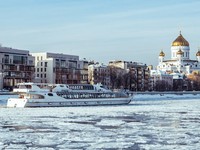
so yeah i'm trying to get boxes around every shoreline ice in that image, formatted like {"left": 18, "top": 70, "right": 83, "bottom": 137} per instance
{"left": 0, "top": 94, "right": 200, "bottom": 149}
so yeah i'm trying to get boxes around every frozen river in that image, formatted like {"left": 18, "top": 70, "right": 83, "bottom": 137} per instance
{"left": 0, "top": 95, "right": 200, "bottom": 149}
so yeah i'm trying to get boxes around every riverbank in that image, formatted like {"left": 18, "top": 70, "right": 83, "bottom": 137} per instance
{"left": 130, "top": 91, "right": 200, "bottom": 95}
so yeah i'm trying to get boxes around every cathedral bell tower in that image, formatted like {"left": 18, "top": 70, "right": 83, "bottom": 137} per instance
{"left": 158, "top": 50, "right": 165, "bottom": 63}
{"left": 196, "top": 49, "right": 200, "bottom": 62}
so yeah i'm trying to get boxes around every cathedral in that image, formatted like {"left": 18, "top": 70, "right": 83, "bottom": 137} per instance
{"left": 157, "top": 31, "right": 200, "bottom": 75}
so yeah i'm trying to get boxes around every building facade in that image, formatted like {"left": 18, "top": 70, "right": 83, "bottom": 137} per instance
{"left": 0, "top": 46, "right": 35, "bottom": 90}
{"left": 88, "top": 63, "right": 110, "bottom": 87}
{"left": 108, "top": 60, "right": 150, "bottom": 91}
{"left": 150, "top": 70, "right": 173, "bottom": 91}
{"left": 157, "top": 31, "right": 200, "bottom": 75}
{"left": 31, "top": 52, "right": 87, "bottom": 84}
{"left": 79, "top": 58, "right": 89, "bottom": 84}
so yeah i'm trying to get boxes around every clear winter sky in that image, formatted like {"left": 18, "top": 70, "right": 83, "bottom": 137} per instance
{"left": 0, "top": 0, "right": 200, "bottom": 67}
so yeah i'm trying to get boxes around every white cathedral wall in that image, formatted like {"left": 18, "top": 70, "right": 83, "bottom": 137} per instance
{"left": 171, "top": 46, "right": 190, "bottom": 60}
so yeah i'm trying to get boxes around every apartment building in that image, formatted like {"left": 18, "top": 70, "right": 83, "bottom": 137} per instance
{"left": 79, "top": 58, "right": 89, "bottom": 84}
{"left": 31, "top": 52, "right": 88, "bottom": 84}
{"left": 0, "top": 46, "right": 35, "bottom": 90}
{"left": 88, "top": 63, "right": 110, "bottom": 87}
{"left": 109, "top": 60, "right": 150, "bottom": 91}
{"left": 150, "top": 70, "right": 173, "bottom": 91}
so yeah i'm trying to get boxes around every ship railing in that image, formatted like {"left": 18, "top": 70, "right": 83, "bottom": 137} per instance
{"left": 56, "top": 91, "right": 128, "bottom": 99}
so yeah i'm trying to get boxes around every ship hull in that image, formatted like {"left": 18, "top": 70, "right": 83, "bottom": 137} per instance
{"left": 7, "top": 97, "right": 132, "bottom": 108}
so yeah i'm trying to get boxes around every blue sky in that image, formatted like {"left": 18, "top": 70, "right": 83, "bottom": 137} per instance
{"left": 0, "top": 0, "right": 200, "bottom": 67}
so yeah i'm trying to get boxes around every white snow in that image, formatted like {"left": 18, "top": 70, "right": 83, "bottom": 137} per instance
{"left": 0, "top": 94, "right": 200, "bottom": 149}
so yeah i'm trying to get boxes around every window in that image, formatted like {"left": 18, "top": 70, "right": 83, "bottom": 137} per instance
{"left": 13, "top": 56, "right": 27, "bottom": 64}
{"left": 29, "top": 60, "right": 33, "bottom": 65}
{"left": 61, "top": 60, "right": 66, "bottom": 67}
{"left": 41, "top": 62, "right": 43, "bottom": 66}
{"left": 44, "top": 74, "right": 46, "bottom": 78}
{"left": 37, "top": 68, "right": 39, "bottom": 72}
{"left": 55, "top": 59, "right": 60, "bottom": 67}
{"left": 45, "top": 62, "right": 47, "bottom": 67}
{"left": 45, "top": 68, "right": 47, "bottom": 72}
{"left": 41, "top": 68, "right": 43, "bottom": 72}
{"left": 41, "top": 56, "right": 43, "bottom": 60}
{"left": 37, "top": 74, "right": 39, "bottom": 77}
{"left": 41, "top": 74, "right": 43, "bottom": 78}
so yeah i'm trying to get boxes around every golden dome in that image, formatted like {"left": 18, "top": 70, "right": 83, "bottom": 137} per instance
{"left": 159, "top": 50, "right": 165, "bottom": 57}
{"left": 196, "top": 50, "right": 200, "bottom": 56}
{"left": 177, "top": 49, "right": 183, "bottom": 55}
{"left": 172, "top": 31, "right": 189, "bottom": 46}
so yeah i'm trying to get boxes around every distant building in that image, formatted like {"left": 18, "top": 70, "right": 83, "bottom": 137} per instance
{"left": 79, "top": 58, "right": 89, "bottom": 84}
{"left": 88, "top": 63, "right": 110, "bottom": 87}
{"left": 150, "top": 70, "right": 173, "bottom": 91}
{"left": 108, "top": 60, "right": 149, "bottom": 91}
{"left": 157, "top": 31, "right": 200, "bottom": 75}
{"left": 31, "top": 52, "right": 87, "bottom": 84}
{"left": 0, "top": 46, "right": 35, "bottom": 90}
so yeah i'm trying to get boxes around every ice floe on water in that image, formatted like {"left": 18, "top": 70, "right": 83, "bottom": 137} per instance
{"left": 0, "top": 94, "right": 200, "bottom": 149}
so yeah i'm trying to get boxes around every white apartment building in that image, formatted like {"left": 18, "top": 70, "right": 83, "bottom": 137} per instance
{"left": 31, "top": 52, "right": 88, "bottom": 84}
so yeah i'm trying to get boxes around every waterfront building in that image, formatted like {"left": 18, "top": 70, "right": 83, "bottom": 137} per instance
{"left": 88, "top": 63, "right": 110, "bottom": 87}
{"left": 108, "top": 60, "right": 149, "bottom": 91}
{"left": 79, "top": 58, "right": 89, "bottom": 84}
{"left": 0, "top": 46, "right": 35, "bottom": 90}
{"left": 157, "top": 31, "right": 200, "bottom": 75}
{"left": 31, "top": 52, "right": 87, "bottom": 84}
{"left": 150, "top": 70, "right": 173, "bottom": 91}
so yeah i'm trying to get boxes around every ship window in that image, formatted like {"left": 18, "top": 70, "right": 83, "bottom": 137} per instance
{"left": 48, "top": 93, "right": 53, "bottom": 96}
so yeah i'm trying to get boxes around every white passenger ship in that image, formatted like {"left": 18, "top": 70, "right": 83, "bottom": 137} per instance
{"left": 7, "top": 83, "right": 132, "bottom": 108}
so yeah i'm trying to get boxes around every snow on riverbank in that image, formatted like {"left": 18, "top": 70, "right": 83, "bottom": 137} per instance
{"left": 133, "top": 93, "right": 200, "bottom": 101}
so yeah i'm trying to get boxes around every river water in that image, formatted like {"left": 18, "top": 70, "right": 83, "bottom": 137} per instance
{"left": 0, "top": 95, "right": 200, "bottom": 149}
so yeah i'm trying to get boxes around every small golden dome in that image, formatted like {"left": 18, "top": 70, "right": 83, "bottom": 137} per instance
{"left": 177, "top": 49, "right": 183, "bottom": 55}
{"left": 172, "top": 31, "right": 189, "bottom": 46}
{"left": 159, "top": 50, "right": 165, "bottom": 57}
{"left": 196, "top": 50, "right": 200, "bottom": 56}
